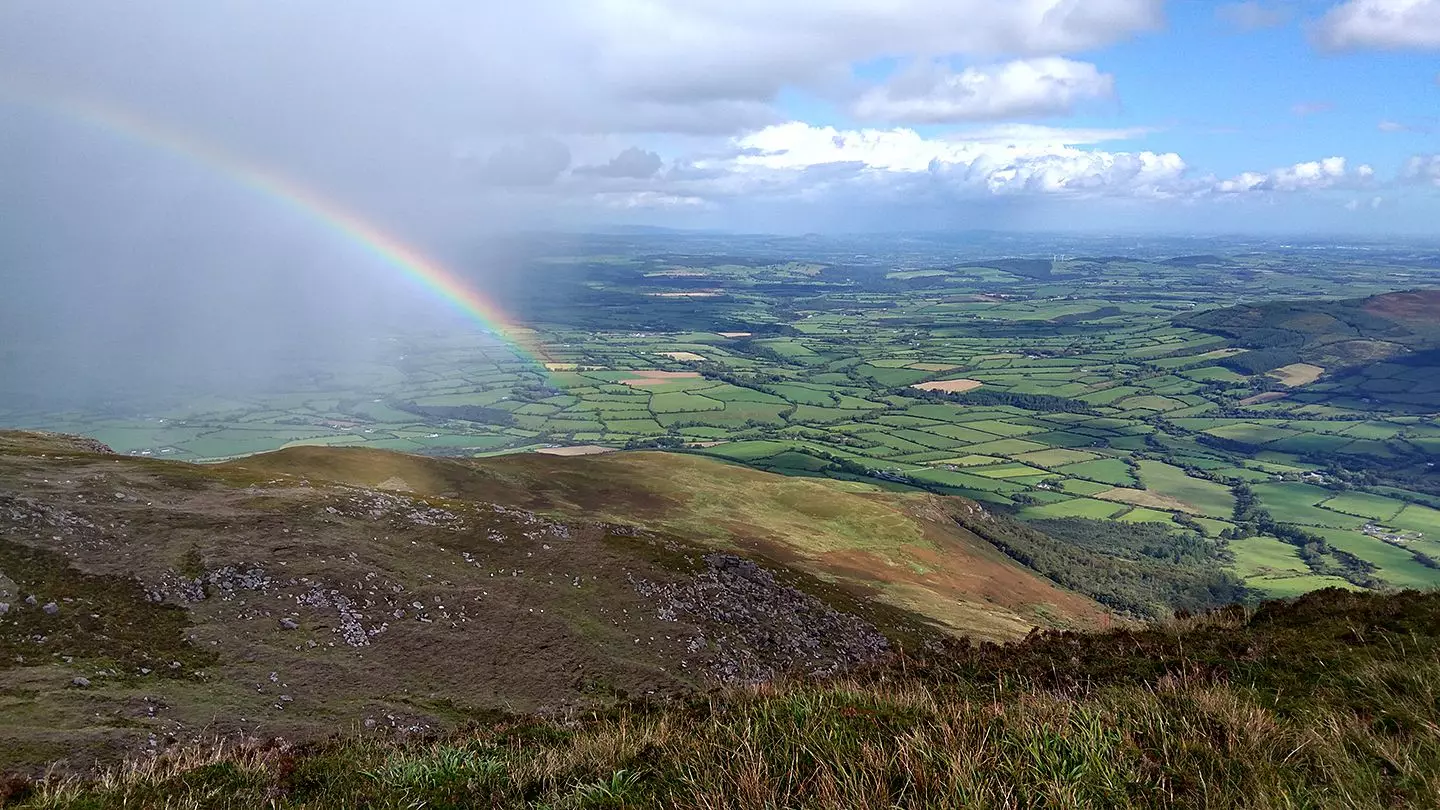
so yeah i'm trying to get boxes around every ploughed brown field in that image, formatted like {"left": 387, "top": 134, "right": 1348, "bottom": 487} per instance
{"left": 534, "top": 445, "right": 617, "bottom": 456}
{"left": 910, "top": 378, "right": 984, "bottom": 393}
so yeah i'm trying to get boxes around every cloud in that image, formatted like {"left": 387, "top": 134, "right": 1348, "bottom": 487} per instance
{"left": 1312, "top": 0, "right": 1440, "bottom": 50}
{"left": 586, "top": 1, "right": 1162, "bottom": 105}
{"left": 1378, "top": 119, "right": 1433, "bottom": 132}
{"left": 594, "top": 191, "right": 708, "bottom": 209}
{"left": 1214, "top": 156, "right": 1375, "bottom": 193}
{"left": 1291, "top": 101, "right": 1334, "bottom": 116}
{"left": 1217, "top": 2, "right": 1292, "bottom": 30}
{"left": 1344, "top": 196, "right": 1384, "bottom": 210}
{"left": 852, "top": 58, "right": 1115, "bottom": 124}
{"left": 476, "top": 138, "right": 572, "bottom": 186}
{"left": 1400, "top": 154, "right": 1440, "bottom": 185}
{"left": 574, "top": 147, "right": 664, "bottom": 178}
{"left": 718, "top": 121, "right": 1189, "bottom": 198}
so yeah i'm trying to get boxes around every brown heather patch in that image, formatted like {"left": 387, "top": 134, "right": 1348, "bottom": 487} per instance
{"left": 1362, "top": 289, "right": 1440, "bottom": 322}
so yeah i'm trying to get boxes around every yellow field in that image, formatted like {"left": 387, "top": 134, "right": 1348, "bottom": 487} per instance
{"left": 1268, "top": 363, "right": 1324, "bottom": 387}
{"left": 910, "top": 378, "right": 983, "bottom": 393}
{"left": 659, "top": 351, "right": 707, "bottom": 361}
{"left": 1096, "top": 487, "right": 1193, "bottom": 514}
{"left": 535, "top": 445, "right": 617, "bottom": 456}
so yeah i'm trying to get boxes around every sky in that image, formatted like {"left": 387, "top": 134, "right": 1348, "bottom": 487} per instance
{"left": 0, "top": 1, "right": 1437, "bottom": 409}
{"left": 0, "top": 1, "right": 1437, "bottom": 236}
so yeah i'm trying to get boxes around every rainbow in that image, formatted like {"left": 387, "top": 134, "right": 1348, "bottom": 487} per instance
{"left": 0, "top": 80, "right": 545, "bottom": 364}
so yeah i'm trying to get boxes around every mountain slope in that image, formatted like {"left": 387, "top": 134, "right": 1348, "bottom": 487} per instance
{"left": 0, "top": 431, "right": 1102, "bottom": 773}
{"left": 226, "top": 445, "right": 1108, "bottom": 639}
{"left": 10, "top": 588, "right": 1440, "bottom": 808}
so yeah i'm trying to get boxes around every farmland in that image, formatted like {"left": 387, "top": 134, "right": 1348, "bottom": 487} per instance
{"left": 4, "top": 231, "right": 1440, "bottom": 603}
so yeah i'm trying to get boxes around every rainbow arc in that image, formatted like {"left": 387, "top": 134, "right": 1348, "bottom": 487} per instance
{"left": 0, "top": 80, "right": 544, "bottom": 364}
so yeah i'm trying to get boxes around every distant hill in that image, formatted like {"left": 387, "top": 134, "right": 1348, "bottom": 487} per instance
{"left": 1180, "top": 289, "right": 1440, "bottom": 412}
{"left": 0, "top": 431, "right": 1102, "bottom": 774}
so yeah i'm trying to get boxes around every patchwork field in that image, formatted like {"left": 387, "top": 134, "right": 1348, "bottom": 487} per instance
{"left": 6, "top": 236, "right": 1440, "bottom": 601}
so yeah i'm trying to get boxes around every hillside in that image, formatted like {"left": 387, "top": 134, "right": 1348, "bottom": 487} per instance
{"left": 0, "top": 431, "right": 1101, "bottom": 774}
{"left": 8, "top": 587, "right": 1439, "bottom": 808}
{"left": 1179, "top": 289, "right": 1440, "bottom": 412}
{"left": 228, "top": 444, "right": 1108, "bottom": 638}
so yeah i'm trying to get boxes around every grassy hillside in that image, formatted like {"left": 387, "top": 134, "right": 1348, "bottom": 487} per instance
{"left": 8, "top": 588, "right": 1439, "bottom": 808}
{"left": 228, "top": 445, "right": 1109, "bottom": 638}
{"left": 1180, "top": 290, "right": 1440, "bottom": 413}
{"left": 0, "top": 431, "right": 1101, "bottom": 774}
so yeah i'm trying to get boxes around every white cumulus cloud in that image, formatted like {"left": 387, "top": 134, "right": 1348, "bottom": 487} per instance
{"left": 722, "top": 121, "right": 1188, "bottom": 198}
{"left": 1313, "top": 0, "right": 1440, "bottom": 50}
{"left": 1215, "top": 156, "right": 1374, "bottom": 193}
{"left": 852, "top": 58, "right": 1115, "bottom": 124}
{"left": 1400, "top": 154, "right": 1440, "bottom": 184}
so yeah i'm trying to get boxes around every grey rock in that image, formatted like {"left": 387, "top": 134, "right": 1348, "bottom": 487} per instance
{"left": 634, "top": 553, "right": 889, "bottom": 685}
{"left": 24, "top": 595, "right": 37, "bottom": 605}
{"left": 71, "top": 677, "right": 90, "bottom": 688}
{"left": 279, "top": 618, "right": 300, "bottom": 630}
{"left": 42, "top": 602, "right": 59, "bottom": 615}
{"left": 0, "top": 603, "right": 8, "bottom": 615}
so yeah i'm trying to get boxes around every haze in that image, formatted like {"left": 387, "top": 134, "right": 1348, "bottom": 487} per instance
{"left": 2, "top": 1, "right": 1439, "bottom": 411}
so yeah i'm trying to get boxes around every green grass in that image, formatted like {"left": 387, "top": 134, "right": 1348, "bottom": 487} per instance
{"left": 1135, "top": 460, "right": 1236, "bottom": 518}
{"left": 962, "top": 419, "right": 1044, "bottom": 437}
{"left": 649, "top": 391, "right": 725, "bottom": 413}
{"left": 1319, "top": 492, "right": 1407, "bottom": 522}
{"left": 1206, "top": 423, "right": 1305, "bottom": 445}
{"left": 1018, "top": 497, "right": 1127, "bottom": 520}
{"left": 1115, "top": 506, "right": 1176, "bottom": 524}
{"left": 1012, "top": 448, "right": 1099, "bottom": 468}
{"left": 1226, "top": 535, "right": 1361, "bottom": 597}
{"left": 1393, "top": 503, "right": 1440, "bottom": 536}
{"left": 961, "top": 438, "right": 1048, "bottom": 457}
{"left": 915, "top": 423, "right": 1005, "bottom": 443}
{"left": 1253, "top": 483, "right": 1368, "bottom": 529}
{"left": 1306, "top": 528, "right": 1440, "bottom": 591}
{"left": 700, "top": 440, "right": 796, "bottom": 462}
{"left": 1054, "top": 458, "right": 1136, "bottom": 487}
{"left": 1058, "top": 478, "right": 1114, "bottom": 497}
{"left": 966, "top": 462, "right": 1049, "bottom": 479}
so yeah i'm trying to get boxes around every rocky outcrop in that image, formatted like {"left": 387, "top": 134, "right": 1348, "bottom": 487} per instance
{"left": 636, "top": 554, "right": 890, "bottom": 684}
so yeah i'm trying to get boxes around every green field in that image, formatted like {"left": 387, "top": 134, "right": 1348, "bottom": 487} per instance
{"left": 1135, "top": 460, "right": 1235, "bottom": 518}
{"left": 8, "top": 237, "right": 1440, "bottom": 603}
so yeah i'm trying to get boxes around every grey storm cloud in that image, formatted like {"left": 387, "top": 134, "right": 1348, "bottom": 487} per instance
{"left": 478, "top": 138, "right": 573, "bottom": 186}
{"left": 575, "top": 148, "right": 664, "bottom": 178}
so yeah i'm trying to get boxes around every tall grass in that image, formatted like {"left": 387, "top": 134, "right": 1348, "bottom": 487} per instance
{"left": 8, "top": 589, "right": 1440, "bottom": 809}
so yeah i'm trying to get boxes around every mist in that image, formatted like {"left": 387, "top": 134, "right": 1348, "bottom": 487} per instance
{"left": 3, "top": 2, "right": 1436, "bottom": 418}
{"left": 0, "top": 2, "right": 590, "bottom": 414}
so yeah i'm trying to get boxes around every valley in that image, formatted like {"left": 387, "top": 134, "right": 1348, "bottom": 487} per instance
{"left": 7, "top": 234, "right": 1439, "bottom": 605}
